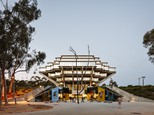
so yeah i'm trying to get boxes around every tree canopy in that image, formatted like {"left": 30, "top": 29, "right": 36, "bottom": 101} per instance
{"left": 143, "top": 29, "right": 154, "bottom": 64}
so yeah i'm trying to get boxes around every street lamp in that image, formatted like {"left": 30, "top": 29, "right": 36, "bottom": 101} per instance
{"left": 141, "top": 76, "right": 145, "bottom": 98}
{"left": 138, "top": 77, "right": 140, "bottom": 86}
{"left": 69, "top": 46, "right": 79, "bottom": 104}
{"left": 141, "top": 76, "right": 145, "bottom": 86}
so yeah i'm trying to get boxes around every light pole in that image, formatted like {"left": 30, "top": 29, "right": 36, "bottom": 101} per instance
{"left": 141, "top": 76, "right": 145, "bottom": 97}
{"left": 69, "top": 46, "right": 79, "bottom": 104}
{"left": 141, "top": 76, "right": 145, "bottom": 86}
{"left": 138, "top": 77, "right": 140, "bottom": 86}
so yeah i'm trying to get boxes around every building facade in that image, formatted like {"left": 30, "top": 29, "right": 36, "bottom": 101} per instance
{"left": 39, "top": 55, "right": 116, "bottom": 96}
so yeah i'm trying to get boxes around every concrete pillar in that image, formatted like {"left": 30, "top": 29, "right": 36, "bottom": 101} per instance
{"left": 61, "top": 66, "right": 65, "bottom": 87}
{"left": 90, "top": 66, "right": 94, "bottom": 86}
{"left": 72, "top": 66, "right": 74, "bottom": 93}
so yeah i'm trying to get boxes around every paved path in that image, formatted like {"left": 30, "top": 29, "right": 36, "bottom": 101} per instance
{"left": 7, "top": 101, "right": 154, "bottom": 115}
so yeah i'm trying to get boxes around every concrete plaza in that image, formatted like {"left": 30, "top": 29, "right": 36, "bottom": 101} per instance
{"left": 7, "top": 101, "right": 154, "bottom": 115}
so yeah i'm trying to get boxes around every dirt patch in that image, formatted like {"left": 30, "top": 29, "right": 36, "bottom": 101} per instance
{"left": 0, "top": 104, "right": 53, "bottom": 114}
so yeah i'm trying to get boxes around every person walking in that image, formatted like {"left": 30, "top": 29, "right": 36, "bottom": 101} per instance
{"left": 117, "top": 96, "right": 122, "bottom": 109}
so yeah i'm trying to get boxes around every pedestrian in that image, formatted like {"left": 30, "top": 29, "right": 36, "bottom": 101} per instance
{"left": 81, "top": 97, "right": 84, "bottom": 102}
{"left": 117, "top": 96, "right": 122, "bottom": 109}
{"left": 109, "top": 78, "right": 113, "bottom": 88}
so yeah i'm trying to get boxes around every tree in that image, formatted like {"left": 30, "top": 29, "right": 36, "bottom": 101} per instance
{"left": 0, "top": 0, "right": 13, "bottom": 104}
{"left": 69, "top": 45, "right": 90, "bottom": 104}
{"left": 0, "top": 0, "right": 46, "bottom": 105}
{"left": 143, "top": 28, "right": 154, "bottom": 64}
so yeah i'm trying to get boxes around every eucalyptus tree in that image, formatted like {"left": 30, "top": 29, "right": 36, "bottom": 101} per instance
{"left": 0, "top": 0, "right": 46, "bottom": 105}
{"left": 0, "top": 0, "right": 14, "bottom": 104}
{"left": 143, "top": 29, "right": 154, "bottom": 64}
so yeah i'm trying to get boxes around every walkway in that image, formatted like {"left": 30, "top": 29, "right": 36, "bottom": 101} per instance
{"left": 6, "top": 101, "right": 154, "bottom": 115}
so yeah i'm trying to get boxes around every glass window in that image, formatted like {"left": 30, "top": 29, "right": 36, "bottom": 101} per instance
{"left": 74, "top": 85, "right": 81, "bottom": 90}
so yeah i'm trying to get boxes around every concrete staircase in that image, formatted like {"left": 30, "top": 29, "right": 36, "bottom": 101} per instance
{"left": 105, "top": 85, "right": 154, "bottom": 102}
{"left": 15, "top": 86, "right": 45, "bottom": 102}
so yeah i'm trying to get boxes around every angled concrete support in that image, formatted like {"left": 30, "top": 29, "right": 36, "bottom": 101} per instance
{"left": 39, "top": 73, "right": 59, "bottom": 87}
{"left": 98, "top": 73, "right": 115, "bottom": 86}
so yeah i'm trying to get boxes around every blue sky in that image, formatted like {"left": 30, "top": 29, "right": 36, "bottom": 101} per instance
{"left": 2, "top": 0, "right": 154, "bottom": 86}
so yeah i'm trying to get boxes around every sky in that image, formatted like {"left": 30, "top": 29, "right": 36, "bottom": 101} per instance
{"left": 1, "top": 0, "right": 154, "bottom": 86}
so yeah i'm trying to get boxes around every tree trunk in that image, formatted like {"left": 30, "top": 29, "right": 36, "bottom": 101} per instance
{"left": 9, "top": 70, "right": 25, "bottom": 93}
{"left": 0, "top": 70, "right": 2, "bottom": 106}
{"left": 9, "top": 74, "right": 15, "bottom": 93}
{"left": 2, "top": 69, "right": 8, "bottom": 105}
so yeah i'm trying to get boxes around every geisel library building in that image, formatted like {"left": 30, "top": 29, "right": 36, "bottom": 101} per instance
{"left": 39, "top": 55, "right": 116, "bottom": 101}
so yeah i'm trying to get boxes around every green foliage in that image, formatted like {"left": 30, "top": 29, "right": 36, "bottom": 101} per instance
{"left": 16, "top": 80, "right": 55, "bottom": 90}
{"left": 0, "top": 0, "right": 46, "bottom": 73}
{"left": 119, "top": 85, "right": 154, "bottom": 100}
{"left": 26, "top": 51, "right": 46, "bottom": 72}
{"left": 143, "top": 29, "right": 154, "bottom": 64}
{"left": 5, "top": 78, "right": 55, "bottom": 91}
